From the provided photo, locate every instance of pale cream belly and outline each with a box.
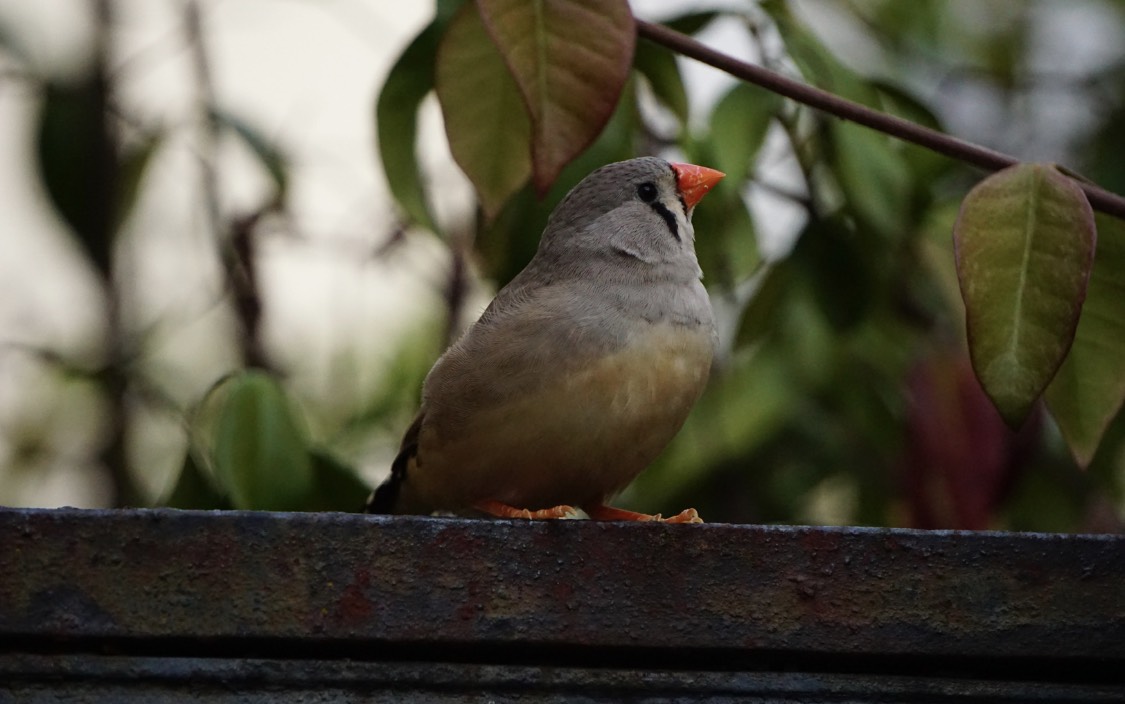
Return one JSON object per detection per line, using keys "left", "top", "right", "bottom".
{"left": 411, "top": 324, "right": 713, "bottom": 510}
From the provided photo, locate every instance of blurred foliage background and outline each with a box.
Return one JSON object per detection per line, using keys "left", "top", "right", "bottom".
{"left": 1, "top": 0, "right": 1123, "bottom": 531}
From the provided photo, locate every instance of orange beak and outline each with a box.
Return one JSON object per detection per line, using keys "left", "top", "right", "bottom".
{"left": 670, "top": 162, "right": 725, "bottom": 209}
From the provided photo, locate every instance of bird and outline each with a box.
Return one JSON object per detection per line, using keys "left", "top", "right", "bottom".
{"left": 366, "top": 156, "right": 724, "bottom": 522}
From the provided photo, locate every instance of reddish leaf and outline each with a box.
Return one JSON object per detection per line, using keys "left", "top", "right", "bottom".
{"left": 901, "top": 352, "right": 1039, "bottom": 530}
{"left": 954, "top": 163, "right": 1096, "bottom": 427}
{"left": 436, "top": 3, "right": 531, "bottom": 217}
{"left": 478, "top": 0, "right": 634, "bottom": 193}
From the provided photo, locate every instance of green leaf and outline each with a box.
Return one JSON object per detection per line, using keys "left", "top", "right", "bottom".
{"left": 212, "top": 371, "right": 314, "bottom": 510}
{"left": 954, "top": 163, "right": 1096, "bottom": 427}
{"left": 768, "top": 4, "right": 878, "bottom": 106}
{"left": 792, "top": 217, "right": 873, "bottom": 332}
{"left": 690, "top": 178, "right": 759, "bottom": 290}
{"left": 163, "top": 449, "right": 231, "bottom": 510}
{"left": 709, "top": 83, "right": 779, "bottom": 181}
{"left": 683, "top": 130, "right": 762, "bottom": 291}
{"left": 770, "top": 7, "right": 916, "bottom": 237}
{"left": 436, "top": 0, "right": 467, "bottom": 23}
{"left": 477, "top": 0, "right": 635, "bottom": 193}
{"left": 306, "top": 449, "right": 371, "bottom": 512}
{"left": 377, "top": 20, "right": 444, "bottom": 232}
{"left": 211, "top": 108, "right": 287, "bottom": 204}
{"left": 436, "top": 3, "right": 531, "bottom": 218}
{"left": 331, "top": 318, "right": 442, "bottom": 442}
{"left": 635, "top": 342, "right": 797, "bottom": 505}
{"left": 631, "top": 11, "right": 717, "bottom": 130}
{"left": 633, "top": 41, "right": 688, "bottom": 126}
{"left": 872, "top": 80, "right": 950, "bottom": 182}
{"left": 1086, "top": 101, "right": 1125, "bottom": 197}
{"left": 829, "top": 121, "right": 913, "bottom": 239}
{"left": 735, "top": 261, "right": 794, "bottom": 348}
{"left": 36, "top": 77, "right": 114, "bottom": 276}
{"left": 1045, "top": 214, "right": 1125, "bottom": 467}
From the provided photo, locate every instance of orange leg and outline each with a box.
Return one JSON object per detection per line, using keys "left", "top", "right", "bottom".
{"left": 474, "top": 500, "right": 578, "bottom": 520}
{"left": 586, "top": 505, "right": 703, "bottom": 524}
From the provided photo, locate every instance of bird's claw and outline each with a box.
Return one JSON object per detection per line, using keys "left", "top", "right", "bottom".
{"left": 586, "top": 504, "right": 704, "bottom": 523}
{"left": 660, "top": 508, "right": 703, "bottom": 524}
{"left": 474, "top": 500, "right": 579, "bottom": 520}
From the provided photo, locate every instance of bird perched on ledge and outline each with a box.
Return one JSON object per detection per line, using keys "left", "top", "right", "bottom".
{"left": 367, "top": 157, "right": 724, "bottom": 523}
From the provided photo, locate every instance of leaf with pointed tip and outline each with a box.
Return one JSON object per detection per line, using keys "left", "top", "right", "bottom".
{"left": 955, "top": 163, "right": 1096, "bottom": 427}
{"left": 1045, "top": 214, "right": 1125, "bottom": 467}
{"left": 436, "top": 3, "right": 531, "bottom": 218}
{"left": 376, "top": 20, "right": 443, "bottom": 232}
{"left": 478, "top": 0, "right": 635, "bottom": 193}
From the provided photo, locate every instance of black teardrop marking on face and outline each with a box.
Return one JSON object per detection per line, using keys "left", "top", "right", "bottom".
{"left": 650, "top": 200, "right": 680, "bottom": 241}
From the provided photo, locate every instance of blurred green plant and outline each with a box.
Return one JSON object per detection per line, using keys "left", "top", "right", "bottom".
{"left": 5, "top": 0, "right": 1125, "bottom": 530}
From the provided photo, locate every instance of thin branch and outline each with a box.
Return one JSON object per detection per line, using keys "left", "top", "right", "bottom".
{"left": 636, "top": 20, "right": 1125, "bottom": 221}
{"left": 90, "top": 0, "right": 144, "bottom": 507}
{"left": 184, "top": 0, "right": 223, "bottom": 253}
{"left": 750, "top": 177, "right": 813, "bottom": 210}
{"left": 184, "top": 0, "right": 272, "bottom": 371}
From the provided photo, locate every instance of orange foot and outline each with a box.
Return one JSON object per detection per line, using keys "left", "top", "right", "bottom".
{"left": 586, "top": 505, "right": 704, "bottom": 524}
{"left": 474, "top": 500, "right": 579, "bottom": 520}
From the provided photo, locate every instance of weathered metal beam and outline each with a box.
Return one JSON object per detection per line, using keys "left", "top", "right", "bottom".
{"left": 3, "top": 653, "right": 1123, "bottom": 703}
{"left": 2, "top": 508, "right": 1121, "bottom": 669}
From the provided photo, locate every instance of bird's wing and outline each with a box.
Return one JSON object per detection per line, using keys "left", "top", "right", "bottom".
{"left": 364, "top": 410, "right": 423, "bottom": 513}
{"left": 423, "top": 279, "right": 624, "bottom": 424}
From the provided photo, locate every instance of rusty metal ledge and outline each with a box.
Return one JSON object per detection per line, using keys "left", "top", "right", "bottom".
{"left": 1, "top": 508, "right": 1122, "bottom": 672}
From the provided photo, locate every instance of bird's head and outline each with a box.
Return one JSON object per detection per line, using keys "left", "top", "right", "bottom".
{"left": 538, "top": 157, "right": 724, "bottom": 277}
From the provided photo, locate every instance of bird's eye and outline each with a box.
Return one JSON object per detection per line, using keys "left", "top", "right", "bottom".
{"left": 637, "top": 182, "right": 658, "bottom": 203}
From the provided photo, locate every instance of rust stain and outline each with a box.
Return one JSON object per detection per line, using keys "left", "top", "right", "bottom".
{"left": 330, "top": 568, "right": 373, "bottom": 625}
